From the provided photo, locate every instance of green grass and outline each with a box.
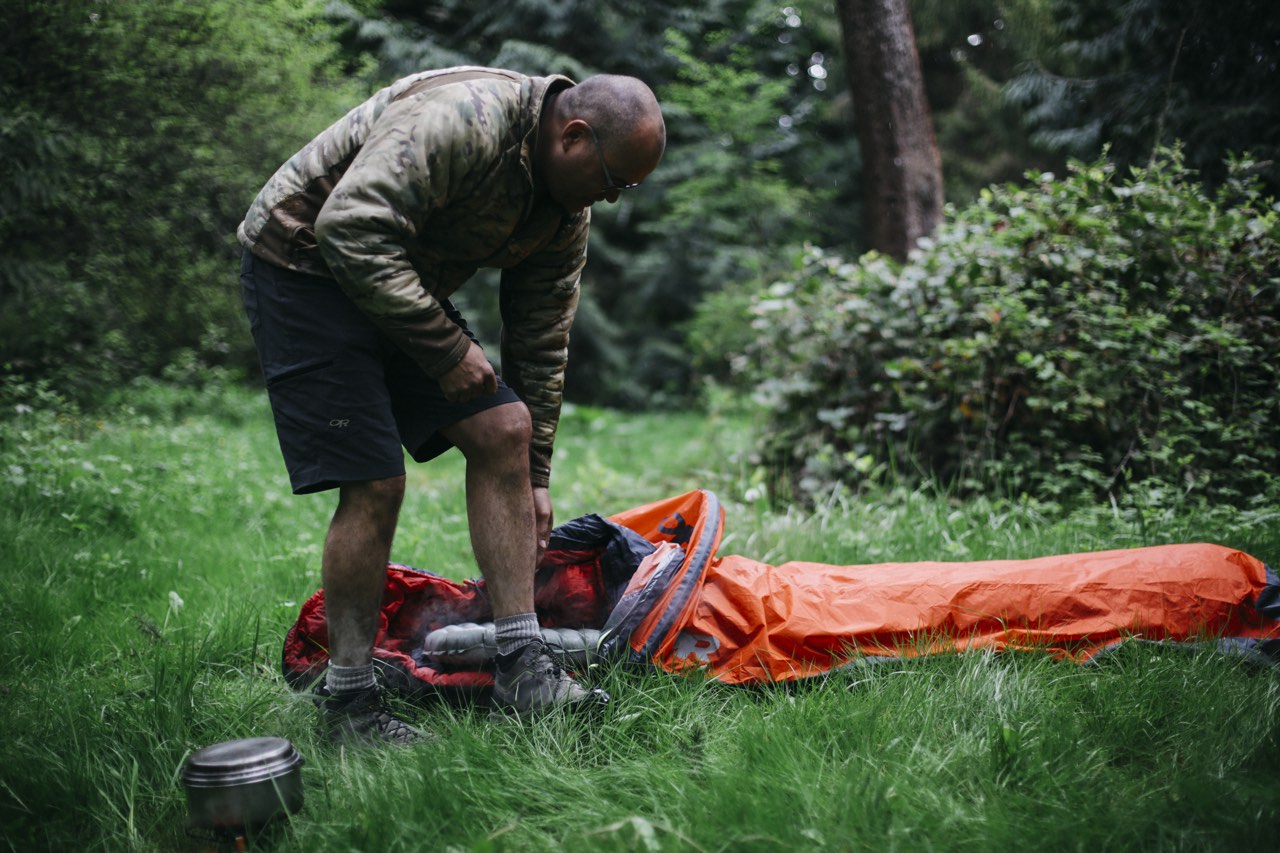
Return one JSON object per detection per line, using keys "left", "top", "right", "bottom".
{"left": 2, "top": 380, "right": 1279, "bottom": 851}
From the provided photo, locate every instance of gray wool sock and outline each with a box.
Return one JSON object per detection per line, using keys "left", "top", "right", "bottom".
{"left": 494, "top": 613, "right": 542, "bottom": 657}
{"left": 326, "top": 662, "right": 377, "bottom": 695}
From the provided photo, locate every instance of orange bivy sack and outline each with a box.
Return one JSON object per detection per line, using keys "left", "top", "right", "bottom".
{"left": 283, "top": 490, "right": 1280, "bottom": 703}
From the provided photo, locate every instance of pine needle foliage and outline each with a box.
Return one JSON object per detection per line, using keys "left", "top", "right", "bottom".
{"left": 1006, "top": 0, "right": 1280, "bottom": 195}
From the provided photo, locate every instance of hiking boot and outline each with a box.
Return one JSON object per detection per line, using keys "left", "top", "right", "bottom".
{"left": 317, "top": 685, "right": 425, "bottom": 746}
{"left": 491, "top": 640, "right": 610, "bottom": 719}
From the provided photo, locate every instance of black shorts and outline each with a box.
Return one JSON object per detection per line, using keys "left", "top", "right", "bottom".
{"left": 239, "top": 252, "right": 520, "bottom": 494}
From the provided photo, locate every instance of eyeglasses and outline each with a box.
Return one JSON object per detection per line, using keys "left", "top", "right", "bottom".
{"left": 586, "top": 125, "right": 641, "bottom": 192}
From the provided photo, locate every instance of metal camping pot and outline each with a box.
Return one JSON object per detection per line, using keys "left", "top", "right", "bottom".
{"left": 181, "top": 737, "right": 305, "bottom": 834}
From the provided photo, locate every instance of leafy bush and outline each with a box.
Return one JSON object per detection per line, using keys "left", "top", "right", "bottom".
{"left": 0, "top": 0, "right": 361, "bottom": 404}
{"left": 744, "top": 149, "right": 1280, "bottom": 505}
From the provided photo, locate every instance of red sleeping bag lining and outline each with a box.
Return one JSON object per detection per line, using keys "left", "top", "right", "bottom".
{"left": 283, "top": 490, "right": 1280, "bottom": 704}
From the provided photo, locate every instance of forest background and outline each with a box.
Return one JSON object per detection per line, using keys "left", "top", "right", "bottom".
{"left": 2, "top": 3, "right": 1280, "bottom": 848}
{"left": 2, "top": 0, "right": 1278, "bottom": 506}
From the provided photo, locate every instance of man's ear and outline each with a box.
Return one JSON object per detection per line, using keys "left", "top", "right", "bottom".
{"left": 560, "top": 119, "right": 591, "bottom": 153}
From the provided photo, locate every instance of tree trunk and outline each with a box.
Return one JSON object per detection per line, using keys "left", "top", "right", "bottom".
{"left": 835, "top": 0, "right": 944, "bottom": 261}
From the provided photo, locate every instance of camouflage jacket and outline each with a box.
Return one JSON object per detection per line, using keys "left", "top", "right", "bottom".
{"left": 237, "top": 67, "right": 587, "bottom": 488}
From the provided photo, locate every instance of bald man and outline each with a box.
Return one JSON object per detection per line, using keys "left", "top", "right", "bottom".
{"left": 238, "top": 67, "right": 666, "bottom": 744}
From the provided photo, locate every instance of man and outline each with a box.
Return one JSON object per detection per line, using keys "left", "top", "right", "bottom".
{"left": 238, "top": 66, "right": 666, "bottom": 744}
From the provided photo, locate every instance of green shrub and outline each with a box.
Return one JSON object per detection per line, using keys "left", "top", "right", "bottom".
{"left": 744, "top": 149, "right": 1280, "bottom": 505}
{"left": 0, "top": 0, "right": 361, "bottom": 405}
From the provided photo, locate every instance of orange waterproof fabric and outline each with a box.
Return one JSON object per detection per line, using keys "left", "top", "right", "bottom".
{"left": 609, "top": 491, "right": 1280, "bottom": 685}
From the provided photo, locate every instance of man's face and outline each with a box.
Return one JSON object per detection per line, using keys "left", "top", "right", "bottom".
{"left": 546, "top": 121, "right": 659, "bottom": 214}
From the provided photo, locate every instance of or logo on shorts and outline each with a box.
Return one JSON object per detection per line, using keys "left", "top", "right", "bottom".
{"left": 328, "top": 418, "right": 351, "bottom": 428}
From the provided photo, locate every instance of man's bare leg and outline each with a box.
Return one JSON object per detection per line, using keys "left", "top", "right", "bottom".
{"left": 442, "top": 404, "right": 538, "bottom": 619}
{"left": 322, "top": 475, "right": 405, "bottom": 665}
{"left": 316, "top": 475, "right": 422, "bottom": 743}
{"left": 443, "top": 403, "right": 608, "bottom": 717}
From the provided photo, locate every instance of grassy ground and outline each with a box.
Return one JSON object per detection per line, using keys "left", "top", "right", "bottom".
{"left": 2, "top": 379, "right": 1279, "bottom": 851}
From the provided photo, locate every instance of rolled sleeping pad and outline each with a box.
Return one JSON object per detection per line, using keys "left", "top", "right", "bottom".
{"left": 421, "top": 622, "right": 603, "bottom": 670}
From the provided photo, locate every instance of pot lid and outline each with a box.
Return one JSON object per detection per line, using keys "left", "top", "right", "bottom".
{"left": 181, "top": 737, "right": 304, "bottom": 788}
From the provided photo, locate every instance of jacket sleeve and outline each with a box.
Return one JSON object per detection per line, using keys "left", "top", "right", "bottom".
{"left": 500, "top": 212, "right": 590, "bottom": 488}
{"left": 314, "top": 90, "right": 498, "bottom": 378}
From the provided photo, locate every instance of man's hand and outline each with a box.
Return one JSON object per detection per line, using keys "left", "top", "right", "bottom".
{"left": 533, "top": 487, "right": 552, "bottom": 563}
{"left": 439, "top": 342, "right": 499, "bottom": 403}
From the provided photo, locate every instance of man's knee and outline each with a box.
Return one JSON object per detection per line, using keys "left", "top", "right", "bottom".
{"left": 338, "top": 475, "right": 406, "bottom": 520}
{"left": 447, "top": 403, "right": 532, "bottom": 462}
{"left": 487, "top": 403, "right": 533, "bottom": 449}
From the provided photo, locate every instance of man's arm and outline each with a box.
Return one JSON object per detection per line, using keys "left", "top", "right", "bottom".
{"left": 499, "top": 213, "right": 590, "bottom": 489}
{"left": 438, "top": 342, "right": 499, "bottom": 403}
{"left": 314, "top": 90, "right": 500, "bottom": 379}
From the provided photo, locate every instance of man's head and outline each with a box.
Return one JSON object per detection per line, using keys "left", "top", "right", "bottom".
{"left": 536, "top": 74, "right": 666, "bottom": 214}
